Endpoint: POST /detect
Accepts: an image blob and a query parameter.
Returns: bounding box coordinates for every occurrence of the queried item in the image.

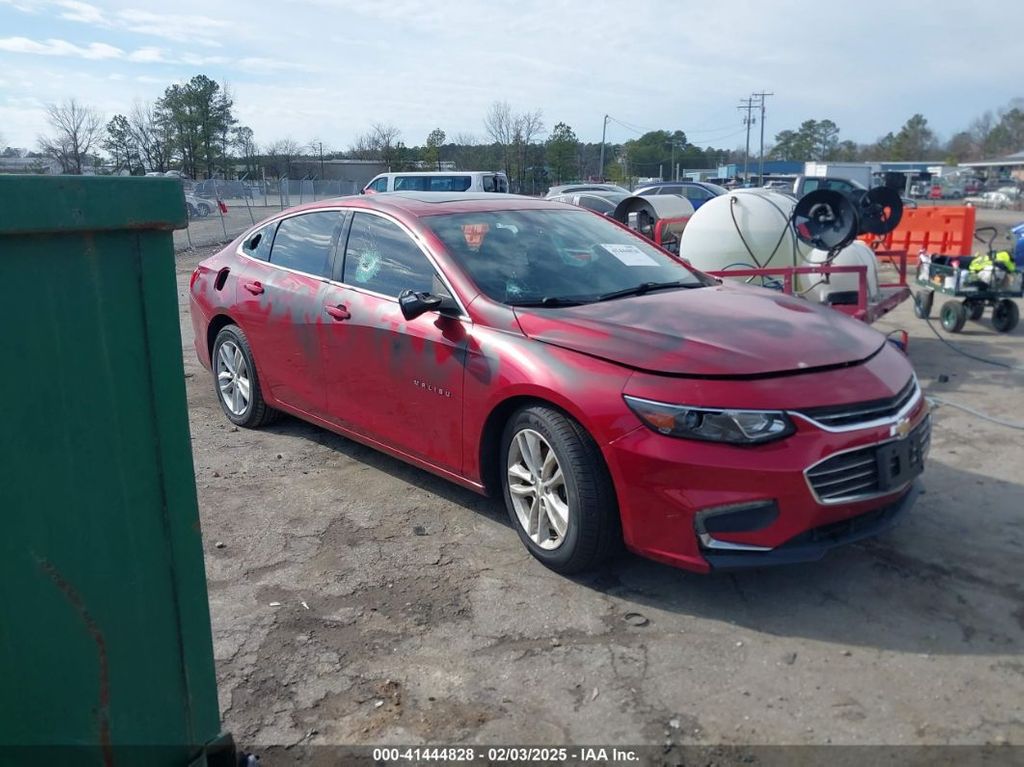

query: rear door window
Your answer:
[268,211,343,277]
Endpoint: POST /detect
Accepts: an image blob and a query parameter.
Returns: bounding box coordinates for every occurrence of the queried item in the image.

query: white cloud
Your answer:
[127,46,164,63]
[115,8,230,46]
[55,0,105,24]
[0,0,41,12]
[0,36,123,59]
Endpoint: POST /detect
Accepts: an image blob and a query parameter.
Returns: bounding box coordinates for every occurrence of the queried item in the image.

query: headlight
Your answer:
[623,395,794,445]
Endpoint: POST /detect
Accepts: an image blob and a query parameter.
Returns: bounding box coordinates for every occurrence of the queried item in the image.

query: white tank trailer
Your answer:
[678,188,893,305]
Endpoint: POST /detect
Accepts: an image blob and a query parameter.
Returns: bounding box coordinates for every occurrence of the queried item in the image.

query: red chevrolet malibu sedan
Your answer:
[189,193,929,574]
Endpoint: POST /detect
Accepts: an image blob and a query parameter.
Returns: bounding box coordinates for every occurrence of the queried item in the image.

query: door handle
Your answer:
[325,304,351,321]
[243,281,264,295]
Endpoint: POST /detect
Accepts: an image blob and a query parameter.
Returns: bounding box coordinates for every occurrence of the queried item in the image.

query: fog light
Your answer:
[695,501,779,552]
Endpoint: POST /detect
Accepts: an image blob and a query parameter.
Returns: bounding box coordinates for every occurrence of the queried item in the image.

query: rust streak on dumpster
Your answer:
[37,557,114,767]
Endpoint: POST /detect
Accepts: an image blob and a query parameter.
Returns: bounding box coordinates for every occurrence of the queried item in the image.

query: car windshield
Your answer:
[700,182,728,195]
[422,209,705,306]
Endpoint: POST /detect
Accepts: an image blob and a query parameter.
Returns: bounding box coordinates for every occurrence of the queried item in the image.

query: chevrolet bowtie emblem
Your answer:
[891,417,912,439]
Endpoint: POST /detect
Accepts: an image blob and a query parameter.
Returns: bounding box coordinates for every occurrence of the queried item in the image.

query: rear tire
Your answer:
[992,299,1019,333]
[965,300,984,321]
[913,290,933,319]
[212,324,280,427]
[940,300,967,333]
[500,405,620,573]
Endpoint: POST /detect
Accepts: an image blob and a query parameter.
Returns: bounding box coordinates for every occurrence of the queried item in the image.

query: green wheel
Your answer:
[940,300,967,333]
[965,301,984,321]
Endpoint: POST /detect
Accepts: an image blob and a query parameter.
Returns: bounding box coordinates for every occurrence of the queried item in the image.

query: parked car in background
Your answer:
[630,180,727,210]
[364,171,509,194]
[546,190,630,216]
[964,191,1013,209]
[195,180,255,200]
[188,192,927,575]
[545,183,630,198]
[184,194,216,218]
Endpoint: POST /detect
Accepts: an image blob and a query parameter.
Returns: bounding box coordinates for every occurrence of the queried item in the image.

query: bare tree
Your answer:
[514,108,545,191]
[371,122,402,170]
[484,101,516,180]
[130,102,174,173]
[348,123,403,169]
[38,99,103,174]
[484,101,545,190]
[449,132,492,170]
[264,138,301,179]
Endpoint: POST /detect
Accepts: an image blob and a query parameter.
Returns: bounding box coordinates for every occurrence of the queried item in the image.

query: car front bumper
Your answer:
[603,402,929,574]
[700,481,919,570]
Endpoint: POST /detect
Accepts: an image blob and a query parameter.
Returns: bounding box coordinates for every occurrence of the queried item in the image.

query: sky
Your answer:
[1,0,1022,154]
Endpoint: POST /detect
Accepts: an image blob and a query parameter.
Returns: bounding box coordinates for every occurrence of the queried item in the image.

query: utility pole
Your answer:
[753,91,773,185]
[738,97,757,184]
[598,114,610,181]
[318,141,324,180]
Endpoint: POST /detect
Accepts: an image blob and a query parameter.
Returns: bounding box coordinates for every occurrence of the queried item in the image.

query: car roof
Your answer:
[636,180,707,187]
[277,192,568,218]
[547,183,627,193]
[371,170,505,177]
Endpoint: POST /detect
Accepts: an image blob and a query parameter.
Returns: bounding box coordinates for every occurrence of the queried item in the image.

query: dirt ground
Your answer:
[172,235,1023,757]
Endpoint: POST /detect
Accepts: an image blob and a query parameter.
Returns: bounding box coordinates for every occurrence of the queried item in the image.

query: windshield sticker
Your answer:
[600,243,659,267]
[355,249,382,283]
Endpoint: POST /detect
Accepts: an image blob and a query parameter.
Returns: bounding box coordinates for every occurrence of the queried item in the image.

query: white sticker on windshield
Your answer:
[600,243,659,267]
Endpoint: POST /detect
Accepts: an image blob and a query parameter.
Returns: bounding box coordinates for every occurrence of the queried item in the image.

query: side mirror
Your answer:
[398,290,444,321]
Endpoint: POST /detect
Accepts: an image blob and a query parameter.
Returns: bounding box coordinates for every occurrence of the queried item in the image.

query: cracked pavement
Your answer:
[173,244,1023,755]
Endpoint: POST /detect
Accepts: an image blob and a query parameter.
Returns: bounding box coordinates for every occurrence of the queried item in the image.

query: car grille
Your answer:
[795,377,919,429]
[807,417,930,503]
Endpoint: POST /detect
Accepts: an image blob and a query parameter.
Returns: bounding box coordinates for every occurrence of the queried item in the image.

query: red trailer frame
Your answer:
[704,249,911,324]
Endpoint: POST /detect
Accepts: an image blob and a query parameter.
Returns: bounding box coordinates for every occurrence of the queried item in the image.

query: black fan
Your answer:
[857,186,904,235]
[791,190,859,251]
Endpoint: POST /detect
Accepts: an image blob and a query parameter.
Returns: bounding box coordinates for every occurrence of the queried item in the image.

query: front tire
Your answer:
[212,325,279,427]
[500,405,620,573]
[940,300,967,333]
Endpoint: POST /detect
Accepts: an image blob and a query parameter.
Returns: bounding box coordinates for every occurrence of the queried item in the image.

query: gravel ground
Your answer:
[172,237,1023,760]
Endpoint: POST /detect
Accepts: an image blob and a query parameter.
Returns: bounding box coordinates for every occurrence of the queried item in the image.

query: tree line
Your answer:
[8,72,1023,185]
[768,100,1024,164]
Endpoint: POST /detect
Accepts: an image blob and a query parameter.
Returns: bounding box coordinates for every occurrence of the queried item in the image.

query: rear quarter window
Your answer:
[242,223,275,262]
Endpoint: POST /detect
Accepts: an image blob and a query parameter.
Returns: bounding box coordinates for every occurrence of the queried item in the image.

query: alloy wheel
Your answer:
[506,429,569,550]
[215,339,251,416]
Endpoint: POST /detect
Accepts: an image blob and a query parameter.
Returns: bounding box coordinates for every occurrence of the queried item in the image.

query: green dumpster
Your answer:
[0,177,234,766]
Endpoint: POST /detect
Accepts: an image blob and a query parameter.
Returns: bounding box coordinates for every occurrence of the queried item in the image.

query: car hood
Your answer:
[513,284,886,377]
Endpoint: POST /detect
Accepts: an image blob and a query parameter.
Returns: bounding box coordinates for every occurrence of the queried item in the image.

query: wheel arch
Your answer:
[207,313,239,361]
[476,391,604,497]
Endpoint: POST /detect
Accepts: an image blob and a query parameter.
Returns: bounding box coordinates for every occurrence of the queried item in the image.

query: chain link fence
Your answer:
[174,178,362,252]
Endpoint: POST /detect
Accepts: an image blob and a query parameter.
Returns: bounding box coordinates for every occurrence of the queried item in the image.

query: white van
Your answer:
[362,171,509,194]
